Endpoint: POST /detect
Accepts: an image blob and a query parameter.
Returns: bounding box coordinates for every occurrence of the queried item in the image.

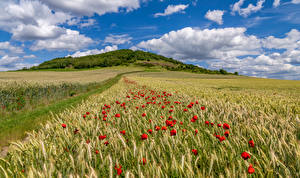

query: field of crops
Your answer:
[0,67,139,117]
[1,72,299,177]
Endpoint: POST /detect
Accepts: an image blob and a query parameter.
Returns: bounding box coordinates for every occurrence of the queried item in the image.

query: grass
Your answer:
[1,71,299,177]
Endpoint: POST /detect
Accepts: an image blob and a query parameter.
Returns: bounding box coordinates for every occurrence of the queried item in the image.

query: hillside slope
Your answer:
[28,49,235,75]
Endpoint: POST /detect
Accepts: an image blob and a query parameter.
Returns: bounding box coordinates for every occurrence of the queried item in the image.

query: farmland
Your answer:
[1,71,299,177]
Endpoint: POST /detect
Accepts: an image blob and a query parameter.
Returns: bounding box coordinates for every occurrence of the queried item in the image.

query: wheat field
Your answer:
[1,72,299,177]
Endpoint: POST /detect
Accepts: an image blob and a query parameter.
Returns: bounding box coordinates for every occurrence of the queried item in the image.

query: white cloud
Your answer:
[231,0,266,17]
[262,29,300,50]
[0,55,38,71]
[41,0,140,16]
[104,34,132,45]
[137,27,300,80]
[205,10,225,25]
[31,29,93,51]
[154,4,189,17]
[23,54,36,59]
[0,41,23,54]
[291,0,300,4]
[207,54,300,80]
[273,0,280,7]
[66,18,96,28]
[68,45,118,58]
[137,27,261,60]
[0,0,72,40]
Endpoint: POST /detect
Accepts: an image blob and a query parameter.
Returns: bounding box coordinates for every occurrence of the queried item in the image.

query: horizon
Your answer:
[0,0,300,80]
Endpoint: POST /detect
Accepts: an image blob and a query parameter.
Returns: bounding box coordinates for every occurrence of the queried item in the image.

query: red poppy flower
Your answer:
[116,101,120,104]
[187,105,192,108]
[115,114,121,118]
[166,120,173,126]
[155,126,160,131]
[241,152,251,160]
[170,129,177,136]
[120,130,126,135]
[102,111,106,114]
[141,134,148,140]
[142,158,146,165]
[182,129,187,132]
[217,124,222,127]
[103,118,107,121]
[223,123,230,129]
[224,131,229,137]
[169,109,173,113]
[180,121,183,125]
[201,106,205,110]
[61,124,66,128]
[193,115,198,120]
[195,129,198,135]
[104,141,109,146]
[192,149,198,155]
[148,129,153,134]
[168,116,173,119]
[248,164,255,174]
[210,123,214,126]
[162,126,167,130]
[86,139,90,144]
[99,135,106,140]
[95,150,99,154]
[219,136,226,142]
[115,165,122,175]
[83,115,86,118]
[249,140,254,147]
[142,113,146,117]
[183,109,188,112]
[191,118,196,122]
[86,112,90,115]
[196,101,199,104]
[216,135,221,139]
[205,121,210,125]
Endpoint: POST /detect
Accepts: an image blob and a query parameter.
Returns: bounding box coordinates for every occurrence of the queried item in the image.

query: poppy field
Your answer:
[1,72,299,177]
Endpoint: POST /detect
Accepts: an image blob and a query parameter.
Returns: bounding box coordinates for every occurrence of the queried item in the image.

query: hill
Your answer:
[27,49,236,75]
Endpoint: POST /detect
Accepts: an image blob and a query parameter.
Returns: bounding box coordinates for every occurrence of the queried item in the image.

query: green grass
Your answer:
[0,71,142,148]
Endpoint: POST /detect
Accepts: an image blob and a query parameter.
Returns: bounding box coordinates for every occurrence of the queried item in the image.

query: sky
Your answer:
[0,0,300,80]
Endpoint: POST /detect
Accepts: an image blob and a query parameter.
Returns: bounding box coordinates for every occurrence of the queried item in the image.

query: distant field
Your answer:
[0,67,140,84]
[0,67,141,114]
[1,71,299,177]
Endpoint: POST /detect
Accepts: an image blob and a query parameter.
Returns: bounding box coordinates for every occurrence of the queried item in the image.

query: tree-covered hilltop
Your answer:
[27,49,237,75]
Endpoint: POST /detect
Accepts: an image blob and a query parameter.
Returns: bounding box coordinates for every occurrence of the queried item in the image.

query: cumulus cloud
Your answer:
[41,0,140,16]
[0,41,23,54]
[291,0,300,4]
[137,27,300,80]
[31,29,93,51]
[0,0,71,40]
[207,54,300,80]
[104,34,132,45]
[68,45,118,58]
[273,0,280,7]
[262,29,300,50]
[205,10,225,25]
[154,4,189,17]
[137,27,261,60]
[0,55,37,71]
[66,18,96,28]
[231,0,266,17]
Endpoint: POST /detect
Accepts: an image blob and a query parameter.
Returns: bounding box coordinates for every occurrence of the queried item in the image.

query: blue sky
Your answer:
[0,0,300,80]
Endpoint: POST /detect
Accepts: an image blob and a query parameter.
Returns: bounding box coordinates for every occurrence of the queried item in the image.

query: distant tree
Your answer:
[234,72,239,75]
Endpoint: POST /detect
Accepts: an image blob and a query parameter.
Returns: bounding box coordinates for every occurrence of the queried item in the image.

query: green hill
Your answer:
[27,49,236,75]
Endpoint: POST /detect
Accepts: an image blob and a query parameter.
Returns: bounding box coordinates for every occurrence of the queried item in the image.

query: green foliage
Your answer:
[29,49,232,75]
